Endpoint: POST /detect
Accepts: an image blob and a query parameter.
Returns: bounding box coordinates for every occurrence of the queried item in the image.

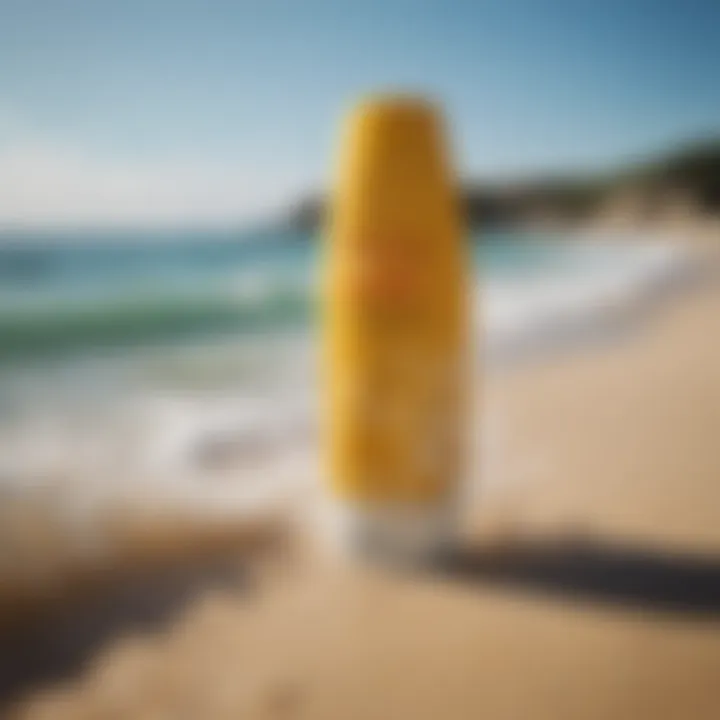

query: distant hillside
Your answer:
[626,138,720,213]
[286,138,720,232]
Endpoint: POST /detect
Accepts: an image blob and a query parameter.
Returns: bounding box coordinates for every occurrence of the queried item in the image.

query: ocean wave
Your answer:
[0,280,311,359]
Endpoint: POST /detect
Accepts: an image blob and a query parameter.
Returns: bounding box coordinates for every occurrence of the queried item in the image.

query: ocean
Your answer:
[0,228,687,514]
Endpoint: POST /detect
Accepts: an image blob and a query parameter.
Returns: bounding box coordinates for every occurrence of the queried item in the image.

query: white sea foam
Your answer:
[483,238,690,362]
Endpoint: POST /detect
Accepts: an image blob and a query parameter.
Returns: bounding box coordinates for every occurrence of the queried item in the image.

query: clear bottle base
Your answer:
[318,499,459,566]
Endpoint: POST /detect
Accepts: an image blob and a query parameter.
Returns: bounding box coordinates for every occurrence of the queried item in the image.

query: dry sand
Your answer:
[5,258,720,719]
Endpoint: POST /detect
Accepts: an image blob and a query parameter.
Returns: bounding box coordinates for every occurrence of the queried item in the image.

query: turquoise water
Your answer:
[0,228,311,360]
[0,228,604,362]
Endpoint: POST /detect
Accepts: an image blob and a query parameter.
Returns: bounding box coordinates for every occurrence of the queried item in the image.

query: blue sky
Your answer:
[1,0,718,226]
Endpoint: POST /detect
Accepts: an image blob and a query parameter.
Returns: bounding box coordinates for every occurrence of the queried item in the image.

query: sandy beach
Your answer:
[4,244,720,719]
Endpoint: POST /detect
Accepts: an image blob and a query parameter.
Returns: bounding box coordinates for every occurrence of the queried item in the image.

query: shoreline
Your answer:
[0,238,717,604]
[2,235,720,717]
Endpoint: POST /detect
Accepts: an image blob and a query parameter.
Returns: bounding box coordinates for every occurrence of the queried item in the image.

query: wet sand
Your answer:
[5,259,720,719]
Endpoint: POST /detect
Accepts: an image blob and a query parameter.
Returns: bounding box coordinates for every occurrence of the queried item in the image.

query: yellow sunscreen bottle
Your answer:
[322,96,469,561]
